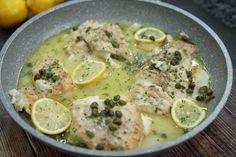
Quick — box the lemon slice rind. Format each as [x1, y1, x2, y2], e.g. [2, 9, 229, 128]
[72, 60, 106, 86]
[31, 98, 71, 135]
[171, 98, 206, 129]
[134, 27, 166, 44]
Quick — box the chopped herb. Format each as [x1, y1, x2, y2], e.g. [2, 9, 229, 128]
[26, 62, 33, 68]
[111, 40, 120, 48]
[140, 33, 147, 39]
[108, 123, 119, 131]
[85, 130, 94, 139]
[104, 30, 113, 38]
[105, 119, 111, 125]
[152, 130, 157, 135]
[161, 133, 168, 139]
[76, 36, 83, 42]
[86, 27, 91, 33]
[52, 75, 60, 82]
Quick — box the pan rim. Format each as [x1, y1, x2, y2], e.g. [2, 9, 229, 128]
[0, 0, 233, 156]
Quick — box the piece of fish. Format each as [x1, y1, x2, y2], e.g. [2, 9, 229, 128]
[9, 85, 38, 114]
[69, 96, 143, 150]
[32, 57, 75, 97]
[65, 20, 130, 62]
[130, 40, 200, 115]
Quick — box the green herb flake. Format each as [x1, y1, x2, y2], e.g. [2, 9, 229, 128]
[85, 130, 95, 139]
[105, 30, 113, 38]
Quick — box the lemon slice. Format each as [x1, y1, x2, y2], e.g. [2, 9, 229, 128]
[72, 60, 106, 85]
[134, 27, 166, 44]
[171, 98, 206, 129]
[31, 98, 71, 135]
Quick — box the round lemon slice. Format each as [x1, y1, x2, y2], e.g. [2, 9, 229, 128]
[72, 60, 106, 85]
[31, 98, 71, 135]
[134, 27, 166, 44]
[171, 98, 206, 129]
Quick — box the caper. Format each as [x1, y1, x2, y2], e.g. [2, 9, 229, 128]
[34, 74, 41, 80]
[52, 75, 60, 82]
[108, 110, 114, 117]
[96, 144, 104, 150]
[188, 82, 195, 89]
[99, 110, 106, 116]
[108, 123, 119, 131]
[109, 100, 115, 108]
[118, 100, 127, 106]
[76, 36, 83, 42]
[102, 107, 111, 116]
[186, 71, 192, 78]
[115, 110, 122, 118]
[171, 58, 179, 66]
[39, 68, 46, 75]
[199, 86, 208, 94]
[175, 55, 182, 61]
[113, 118, 122, 125]
[186, 88, 193, 94]
[92, 108, 99, 116]
[175, 83, 182, 89]
[206, 95, 215, 101]
[104, 99, 110, 106]
[206, 88, 213, 96]
[113, 95, 120, 101]
[90, 102, 98, 109]
[196, 95, 205, 101]
[149, 35, 155, 41]
[174, 51, 181, 56]
[72, 27, 78, 31]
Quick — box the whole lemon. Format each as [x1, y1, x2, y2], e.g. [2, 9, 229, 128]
[0, 0, 28, 28]
[27, 0, 64, 15]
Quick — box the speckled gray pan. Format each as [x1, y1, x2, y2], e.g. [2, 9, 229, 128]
[0, 0, 233, 156]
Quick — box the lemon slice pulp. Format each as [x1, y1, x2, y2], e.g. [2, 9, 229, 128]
[31, 98, 71, 135]
[171, 98, 206, 129]
[72, 60, 106, 85]
[134, 27, 166, 44]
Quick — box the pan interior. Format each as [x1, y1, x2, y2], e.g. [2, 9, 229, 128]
[0, 0, 230, 156]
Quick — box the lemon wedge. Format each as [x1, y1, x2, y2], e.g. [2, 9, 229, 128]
[31, 98, 71, 135]
[134, 27, 166, 44]
[171, 98, 206, 129]
[72, 60, 106, 85]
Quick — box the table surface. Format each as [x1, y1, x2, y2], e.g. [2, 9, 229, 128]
[0, 0, 236, 157]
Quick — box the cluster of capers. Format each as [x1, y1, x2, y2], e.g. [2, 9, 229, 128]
[174, 70, 195, 94]
[196, 86, 214, 101]
[89, 95, 126, 131]
[34, 67, 60, 83]
[170, 51, 182, 66]
[185, 70, 195, 94]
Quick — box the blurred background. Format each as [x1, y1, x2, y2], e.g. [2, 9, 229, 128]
[0, 0, 236, 66]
